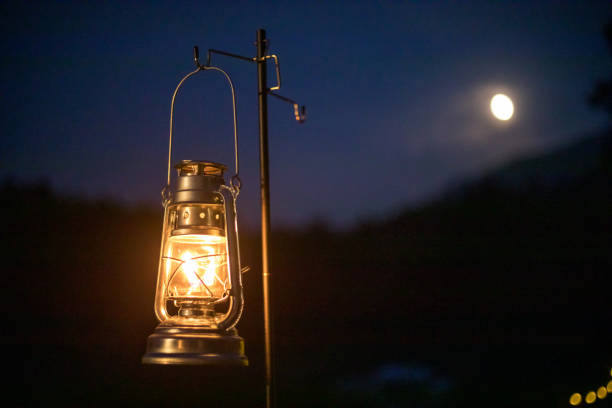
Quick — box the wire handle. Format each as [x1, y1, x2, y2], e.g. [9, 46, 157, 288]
[164, 47, 241, 200]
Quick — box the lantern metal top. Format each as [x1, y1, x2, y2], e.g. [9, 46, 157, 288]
[172, 160, 228, 205]
[175, 160, 227, 177]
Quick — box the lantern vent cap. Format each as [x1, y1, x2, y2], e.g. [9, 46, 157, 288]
[175, 160, 227, 177]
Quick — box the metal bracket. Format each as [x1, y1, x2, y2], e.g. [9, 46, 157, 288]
[197, 46, 306, 124]
[264, 55, 281, 91]
[269, 92, 307, 123]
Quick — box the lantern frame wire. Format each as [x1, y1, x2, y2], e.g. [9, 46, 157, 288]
[163, 252, 228, 302]
[154, 183, 244, 329]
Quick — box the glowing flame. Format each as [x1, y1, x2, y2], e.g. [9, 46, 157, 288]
[179, 246, 223, 295]
[164, 234, 228, 300]
[180, 251, 200, 290]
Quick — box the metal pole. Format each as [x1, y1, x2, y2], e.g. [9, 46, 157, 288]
[256, 28, 274, 408]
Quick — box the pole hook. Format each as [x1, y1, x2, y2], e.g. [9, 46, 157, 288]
[204, 46, 306, 124]
[268, 91, 307, 124]
[194, 46, 203, 69]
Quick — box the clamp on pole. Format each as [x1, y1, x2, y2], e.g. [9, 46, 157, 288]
[198, 46, 307, 124]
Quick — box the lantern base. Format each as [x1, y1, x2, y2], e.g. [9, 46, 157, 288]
[142, 324, 248, 366]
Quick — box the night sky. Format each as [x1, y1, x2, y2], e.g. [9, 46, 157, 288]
[2, 1, 611, 227]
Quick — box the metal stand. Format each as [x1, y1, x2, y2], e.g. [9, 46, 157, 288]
[256, 29, 274, 408]
[196, 28, 305, 408]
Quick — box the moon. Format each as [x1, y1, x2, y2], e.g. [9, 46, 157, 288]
[490, 93, 514, 121]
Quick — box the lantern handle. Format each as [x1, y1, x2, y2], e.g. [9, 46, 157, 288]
[165, 50, 240, 195]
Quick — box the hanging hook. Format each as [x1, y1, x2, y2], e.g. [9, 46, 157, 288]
[268, 91, 307, 124]
[294, 104, 307, 124]
[194, 46, 203, 69]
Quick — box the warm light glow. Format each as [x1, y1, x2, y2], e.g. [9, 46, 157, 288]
[163, 234, 228, 300]
[180, 251, 199, 288]
[202, 246, 218, 287]
[586, 391, 597, 404]
[608, 380, 612, 393]
[490, 93, 514, 121]
[597, 386, 607, 400]
[570, 393, 582, 406]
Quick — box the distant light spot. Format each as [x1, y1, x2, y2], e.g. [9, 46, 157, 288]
[586, 391, 597, 404]
[490, 93, 514, 121]
[570, 393, 582, 406]
[608, 380, 612, 393]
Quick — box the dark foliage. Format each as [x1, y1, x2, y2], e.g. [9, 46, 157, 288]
[589, 21, 612, 116]
[6, 131, 612, 407]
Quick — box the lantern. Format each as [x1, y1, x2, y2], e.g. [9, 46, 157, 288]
[142, 63, 247, 366]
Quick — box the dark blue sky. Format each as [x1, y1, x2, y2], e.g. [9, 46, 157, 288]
[2, 1, 611, 228]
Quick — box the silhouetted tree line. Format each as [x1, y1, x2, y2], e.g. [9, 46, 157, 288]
[590, 21, 612, 116]
[6, 127, 610, 407]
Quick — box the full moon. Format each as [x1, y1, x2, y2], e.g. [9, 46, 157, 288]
[490, 93, 514, 121]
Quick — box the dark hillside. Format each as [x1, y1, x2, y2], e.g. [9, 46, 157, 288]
[6, 132, 612, 407]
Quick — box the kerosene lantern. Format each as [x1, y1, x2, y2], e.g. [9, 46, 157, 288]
[142, 62, 247, 366]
